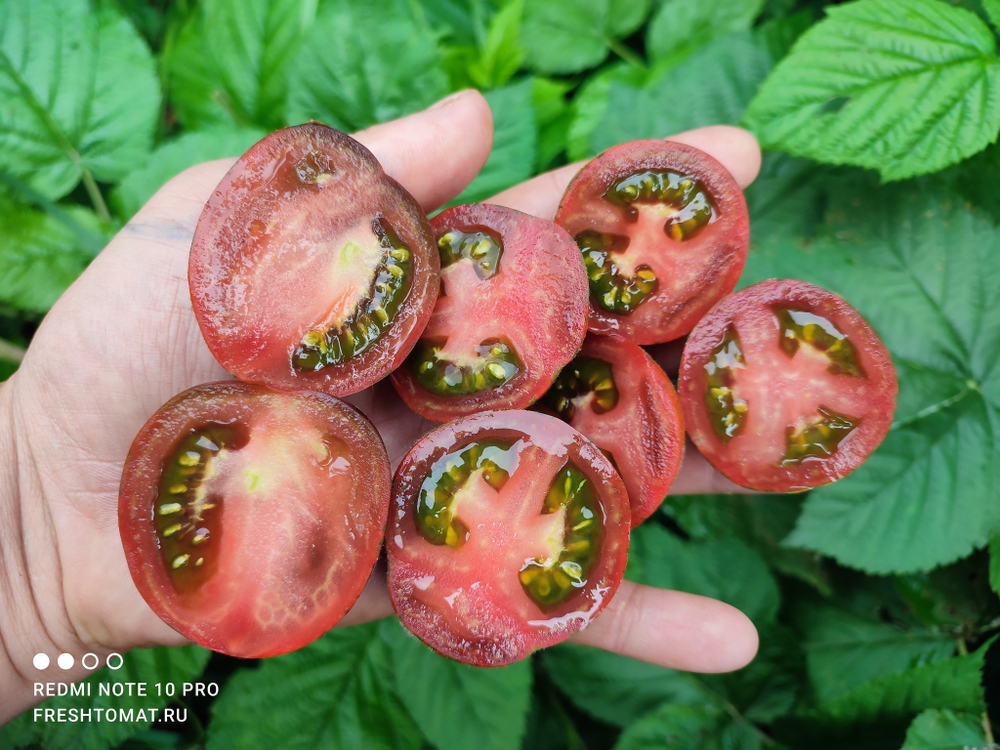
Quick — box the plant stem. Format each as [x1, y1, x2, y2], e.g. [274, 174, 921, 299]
[0, 338, 26, 363]
[957, 638, 968, 656]
[81, 169, 111, 223]
[983, 710, 995, 746]
[605, 37, 645, 68]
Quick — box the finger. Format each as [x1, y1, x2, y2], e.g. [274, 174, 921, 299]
[571, 581, 759, 673]
[669, 440, 756, 495]
[490, 125, 762, 219]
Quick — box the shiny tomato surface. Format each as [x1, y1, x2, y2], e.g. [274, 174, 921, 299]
[556, 140, 749, 344]
[387, 410, 629, 666]
[539, 333, 684, 526]
[119, 382, 390, 658]
[190, 123, 438, 397]
[391, 203, 589, 421]
[679, 280, 897, 492]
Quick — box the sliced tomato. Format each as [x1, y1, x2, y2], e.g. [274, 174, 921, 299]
[387, 410, 629, 666]
[678, 280, 897, 492]
[189, 123, 438, 397]
[390, 203, 589, 422]
[556, 140, 749, 344]
[538, 333, 684, 526]
[118, 382, 390, 658]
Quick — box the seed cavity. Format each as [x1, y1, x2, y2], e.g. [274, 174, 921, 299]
[704, 325, 748, 442]
[542, 356, 619, 422]
[774, 307, 864, 377]
[156, 424, 248, 593]
[409, 337, 522, 397]
[293, 217, 412, 371]
[519, 464, 603, 611]
[437, 228, 503, 279]
[576, 231, 657, 314]
[605, 169, 716, 240]
[294, 150, 335, 187]
[415, 440, 521, 547]
[782, 407, 860, 465]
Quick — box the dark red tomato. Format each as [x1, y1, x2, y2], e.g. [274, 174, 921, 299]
[538, 333, 684, 526]
[390, 203, 589, 422]
[119, 381, 390, 658]
[387, 410, 629, 666]
[189, 123, 438, 397]
[555, 140, 749, 345]
[678, 280, 897, 492]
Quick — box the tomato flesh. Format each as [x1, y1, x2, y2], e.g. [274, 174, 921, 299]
[119, 382, 391, 658]
[190, 123, 438, 397]
[539, 333, 684, 526]
[679, 280, 898, 492]
[390, 203, 589, 422]
[556, 140, 750, 344]
[387, 411, 629, 666]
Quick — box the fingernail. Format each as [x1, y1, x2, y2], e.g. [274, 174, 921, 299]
[428, 89, 472, 111]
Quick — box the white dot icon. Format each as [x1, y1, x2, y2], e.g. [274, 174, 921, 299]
[57, 653, 74, 670]
[33, 653, 49, 670]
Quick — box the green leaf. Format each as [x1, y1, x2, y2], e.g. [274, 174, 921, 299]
[743, 182, 1000, 573]
[286, 0, 449, 133]
[743, 0, 1000, 181]
[794, 643, 989, 727]
[167, 0, 317, 129]
[111, 127, 266, 221]
[660, 493, 830, 594]
[612, 704, 728, 749]
[0, 645, 210, 750]
[980, 0, 1000, 33]
[467, 0, 526, 89]
[451, 79, 536, 204]
[0, 194, 106, 313]
[542, 644, 706, 727]
[532, 77, 573, 171]
[520, 0, 651, 75]
[900, 709, 987, 749]
[793, 600, 956, 704]
[0, 0, 160, 200]
[988, 532, 1000, 596]
[646, 0, 765, 65]
[385, 621, 532, 750]
[207, 621, 422, 750]
[628, 523, 780, 626]
[566, 61, 647, 162]
[543, 626, 802, 729]
[571, 30, 773, 159]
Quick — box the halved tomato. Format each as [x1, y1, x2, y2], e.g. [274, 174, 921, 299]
[189, 123, 438, 397]
[678, 280, 897, 492]
[387, 410, 629, 666]
[390, 203, 589, 422]
[538, 333, 684, 526]
[118, 382, 390, 658]
[555, 140, 749, 344]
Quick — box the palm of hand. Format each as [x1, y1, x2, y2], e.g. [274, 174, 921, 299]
[6, 92, 760, 673]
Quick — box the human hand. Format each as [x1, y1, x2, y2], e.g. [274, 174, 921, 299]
[0, 90, 762, 723]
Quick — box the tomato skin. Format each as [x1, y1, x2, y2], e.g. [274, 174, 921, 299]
[387, 410, 630, 666]
[678, 280, 898, 492]
[556, 140, 749, 344]
[189, 123, 438, 397]
[539, 333, 684, 526]
[118, 381, 390, 658]
[390, 204, 589, 422]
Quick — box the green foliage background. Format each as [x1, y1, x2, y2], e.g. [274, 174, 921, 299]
[2, 0, 1000, 747]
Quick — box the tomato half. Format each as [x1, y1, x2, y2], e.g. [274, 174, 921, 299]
[390, 203, 589, 422]
[119, 382, 390, 658]
[189, 123, 438, 397]
[538, 333, 684, 526]
[387, 410, 629, 666]
[678, 280, 897, 492]
[555, 140, 749, 344]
